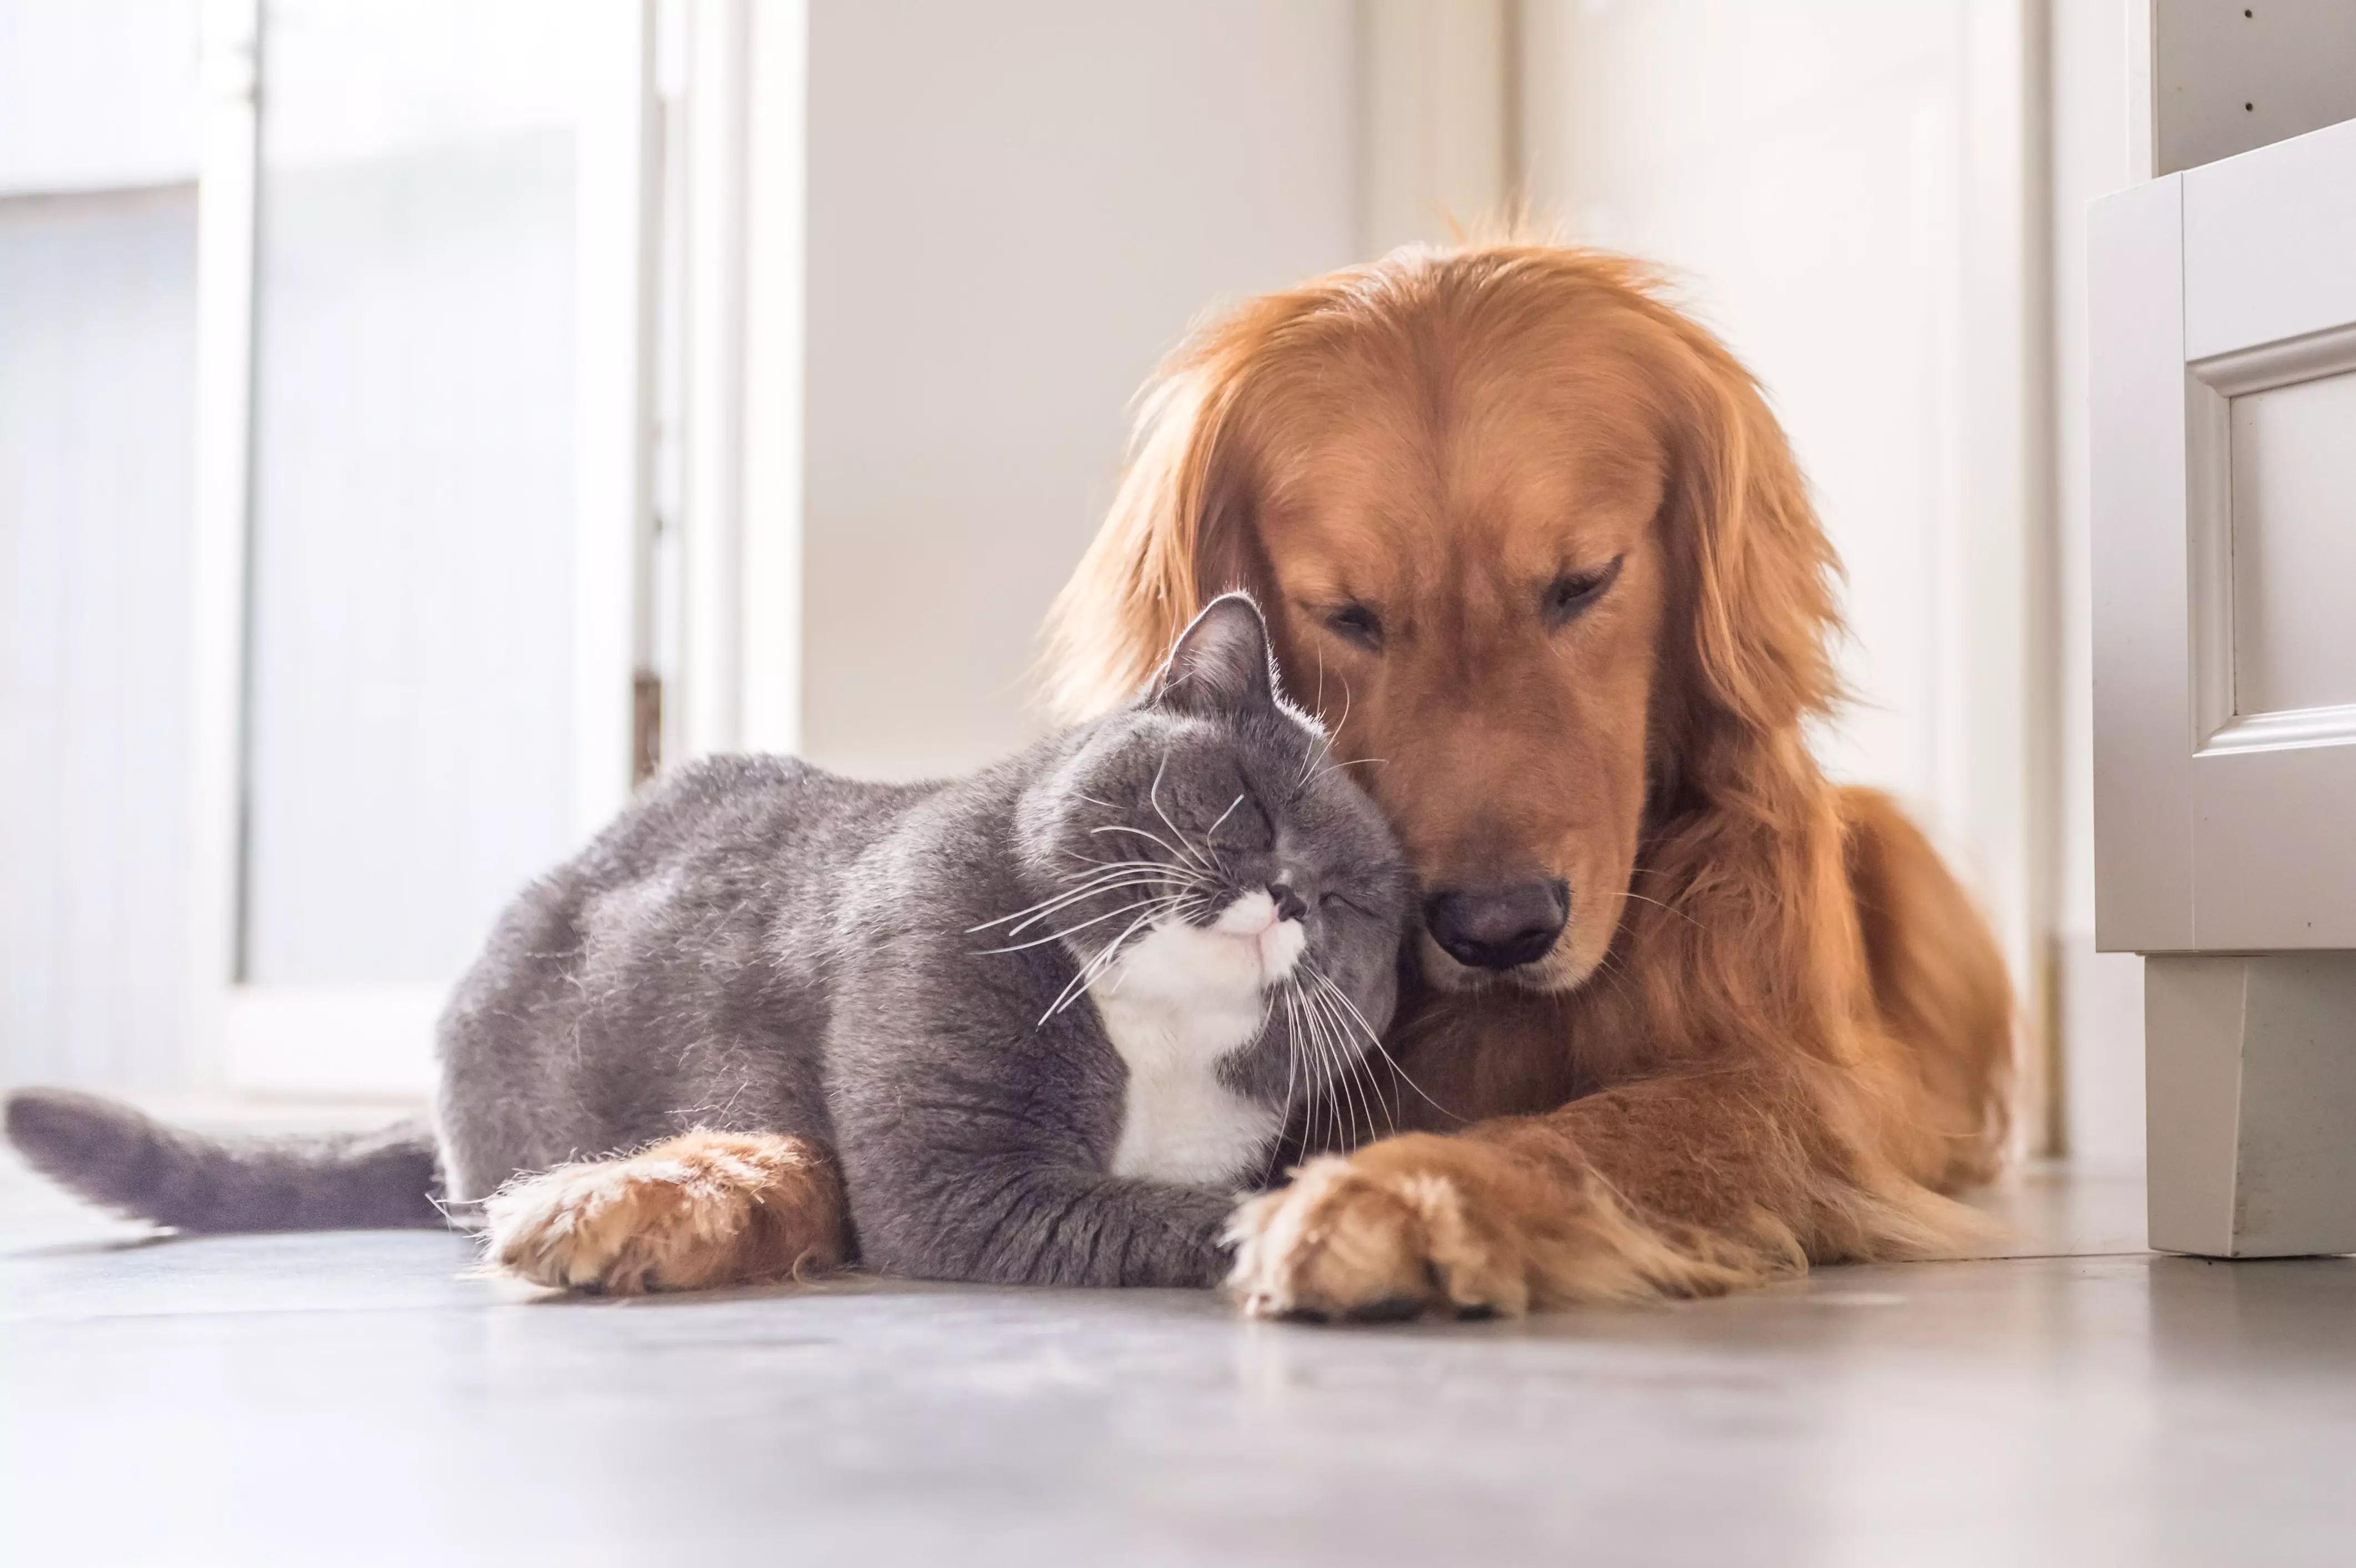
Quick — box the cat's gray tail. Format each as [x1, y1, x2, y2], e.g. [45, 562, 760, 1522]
[3, 1087, 444, 1232]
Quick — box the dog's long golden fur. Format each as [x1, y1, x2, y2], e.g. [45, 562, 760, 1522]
[1044, 243, 2013, 1317]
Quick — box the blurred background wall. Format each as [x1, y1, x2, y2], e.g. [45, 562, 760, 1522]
[0, 0, 2145, 1166]
[800, 1, 1356, 780]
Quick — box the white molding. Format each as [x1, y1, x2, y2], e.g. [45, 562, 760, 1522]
[1956, 0, 2057, 1131]
[678, 0, 752, 759]
[574, 0, 661, 834]
[737, 0, 807, 757]
[2185, 320, 2356, 752]
[188, 0, 260, 1090]
[2089, 173, 2193, 952]
[2126, 0, 2156, 183]
[2199, 704, 2356, 758]
[2188, 317, 2356, 399]
[2184, 356, 2236, 754]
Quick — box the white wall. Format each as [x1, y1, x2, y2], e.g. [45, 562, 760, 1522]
[796, 0, 1360, 780]
[2050, 0, 2144, 1168]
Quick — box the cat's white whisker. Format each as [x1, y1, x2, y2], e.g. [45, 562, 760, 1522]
[1087, 822, 1204, 866]
[976, 891, 1191, 955]
[1295, 673, 1353, 789]
[970, 874, 1152, 934]
[1320, 994, 1362, 1149]
[1039, 900, 1172, 1025]
[1307, 963, 1457, 1125]
[1292, 977, 1345, 1155]
[1204, 792, 1247, 842]
[1277, 982, 1321, 1157]
[999, 877, 1189, 940]
[1256, 981, 1290, 1117]
[1318, 972, 1390, 1142]
[1197, 793, 1245, 876]
[970, 859, 1206, 935]
[1306, 754, 1389, 789]
[1147, 752, 1219, 876]
[1307, 977, 1381, 1144]
[1290, 980, 1332, 1149]
[1290, 982, 1326, 1161]
[1061, 856, 1194, 878]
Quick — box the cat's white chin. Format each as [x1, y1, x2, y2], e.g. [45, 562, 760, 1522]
[1207, 889, 1306, 987]
[1088, 889, 1303, 1187]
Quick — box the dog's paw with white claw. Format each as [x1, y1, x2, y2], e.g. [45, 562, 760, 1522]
[1225, 1134, 1753, 1322]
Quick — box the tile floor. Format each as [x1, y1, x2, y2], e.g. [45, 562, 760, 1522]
[4, 1125, 2352, 1567]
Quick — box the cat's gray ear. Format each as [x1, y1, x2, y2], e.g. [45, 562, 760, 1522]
[1151, 592, 1277, 718]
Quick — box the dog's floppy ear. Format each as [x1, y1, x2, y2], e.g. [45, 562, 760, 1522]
[1151, 592, 1276, 717]
[1040, 290, 1307, 723]
[1662, 324, 1844, 742]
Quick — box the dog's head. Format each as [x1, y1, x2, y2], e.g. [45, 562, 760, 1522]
[1046, 244, 1842, 994]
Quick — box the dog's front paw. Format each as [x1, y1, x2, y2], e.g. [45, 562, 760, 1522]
[1225, 1136, 1536, 1320]
[1225, 1133, 1749, 1321]
[483, 1132, 845, 1295]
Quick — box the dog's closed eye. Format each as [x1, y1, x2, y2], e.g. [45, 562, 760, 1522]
[1323, 601, 1384, 649]
[1542, 557, 1623, 629]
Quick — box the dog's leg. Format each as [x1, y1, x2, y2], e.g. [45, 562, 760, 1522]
[485, 1131, 847, 1295]
[1226, 1067, 1998, 1320]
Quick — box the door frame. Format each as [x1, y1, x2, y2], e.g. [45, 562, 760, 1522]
[188, 0, 664, 1097]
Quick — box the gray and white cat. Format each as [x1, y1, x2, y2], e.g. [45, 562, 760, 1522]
[7, 594, 1411, 1290]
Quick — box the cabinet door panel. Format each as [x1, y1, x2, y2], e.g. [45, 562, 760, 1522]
[2093, 117, 2356, 952]
[2228, 367, 2356, 718]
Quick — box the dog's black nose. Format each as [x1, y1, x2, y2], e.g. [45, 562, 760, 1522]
[1267, 882, 1307, 923]
[1423, 881, 1569, 970]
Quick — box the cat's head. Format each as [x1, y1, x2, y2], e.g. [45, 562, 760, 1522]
[1008, 593, 1413, 1127]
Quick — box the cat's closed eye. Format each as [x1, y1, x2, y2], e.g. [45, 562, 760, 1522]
[1204, 795, 1273, 854]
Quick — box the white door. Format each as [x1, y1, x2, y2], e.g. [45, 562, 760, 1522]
[196, 0, 657, 1097]
[2091, 114, 2356, 1256]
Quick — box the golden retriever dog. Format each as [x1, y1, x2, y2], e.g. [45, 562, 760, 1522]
[1044, 242, 2013, 1319]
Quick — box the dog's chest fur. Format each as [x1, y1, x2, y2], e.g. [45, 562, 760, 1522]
[1088, 912, 1288, 1188]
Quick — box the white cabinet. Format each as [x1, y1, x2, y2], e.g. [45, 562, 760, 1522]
[2092, 116, 2356, 1257]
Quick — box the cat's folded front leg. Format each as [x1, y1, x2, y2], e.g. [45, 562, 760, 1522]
[854, 1159, 1241, 1288]
[485, 1130, 846, 1295]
